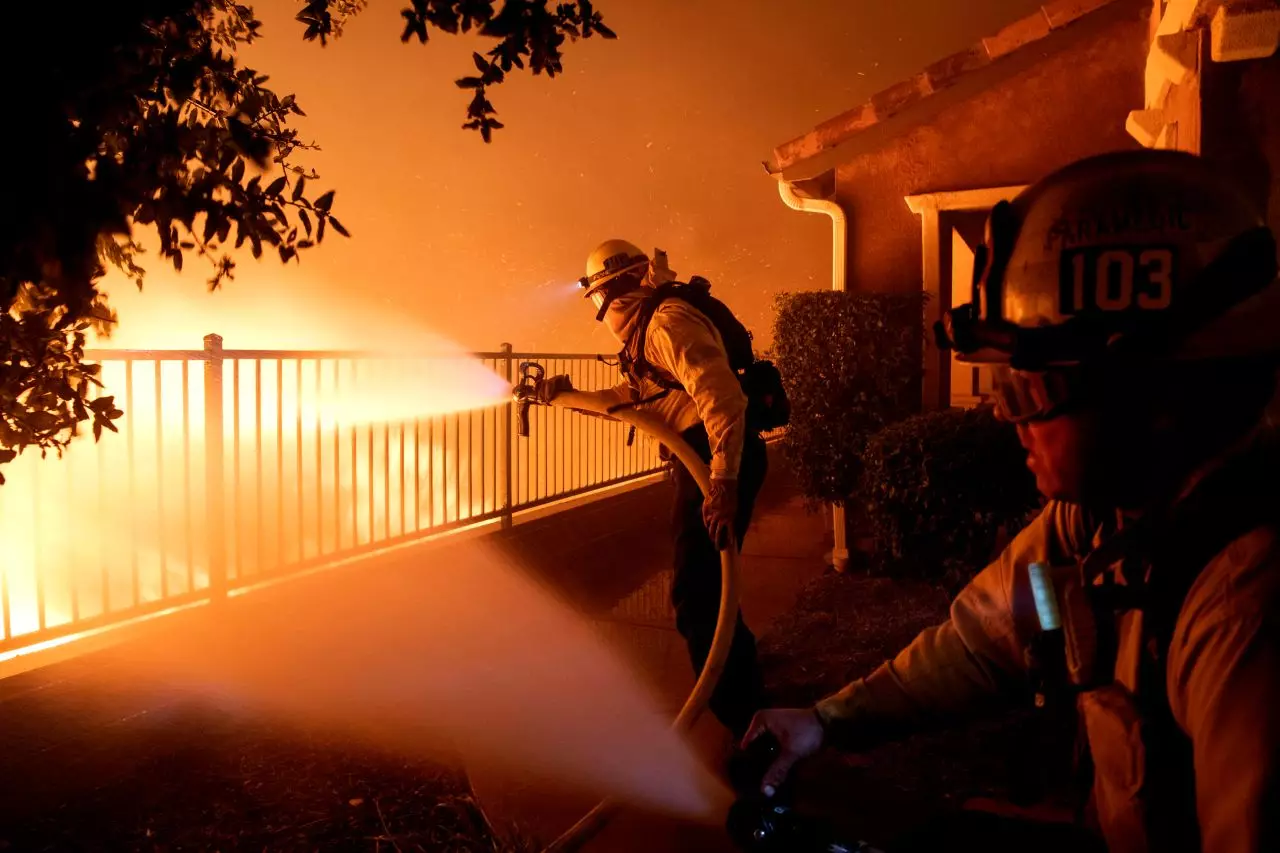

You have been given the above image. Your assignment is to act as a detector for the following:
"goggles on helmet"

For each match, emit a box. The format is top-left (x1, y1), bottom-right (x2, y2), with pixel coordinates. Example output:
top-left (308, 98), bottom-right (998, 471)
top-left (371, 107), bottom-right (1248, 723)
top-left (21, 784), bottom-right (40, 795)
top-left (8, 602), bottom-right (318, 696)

top-left (579, 276), bottom-right (608, 311)
top-left (988, 366), bottom-right (1087, 424)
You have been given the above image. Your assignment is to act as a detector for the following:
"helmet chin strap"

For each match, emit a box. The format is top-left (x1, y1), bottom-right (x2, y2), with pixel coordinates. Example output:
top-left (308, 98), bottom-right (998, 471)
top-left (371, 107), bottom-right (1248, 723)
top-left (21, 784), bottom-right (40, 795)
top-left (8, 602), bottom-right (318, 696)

top-left (592, 277), bottom-right (643, 322)
top-left (594, 291), bottom-right (615, 322)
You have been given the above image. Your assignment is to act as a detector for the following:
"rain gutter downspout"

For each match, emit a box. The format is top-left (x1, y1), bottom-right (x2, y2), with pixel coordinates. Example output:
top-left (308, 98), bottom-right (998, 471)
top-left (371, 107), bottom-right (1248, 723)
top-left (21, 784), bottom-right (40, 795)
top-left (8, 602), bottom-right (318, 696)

top-left (777, 180), bottom-right (847, 293)
top-left (776, 178), bottom-right (850, 572)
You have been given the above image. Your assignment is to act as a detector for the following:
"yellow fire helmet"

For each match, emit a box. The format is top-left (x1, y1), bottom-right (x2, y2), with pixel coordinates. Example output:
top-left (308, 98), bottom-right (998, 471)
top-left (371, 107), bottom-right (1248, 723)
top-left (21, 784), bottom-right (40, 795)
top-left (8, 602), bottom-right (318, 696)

top-left (936, 149), bottom-right (1279, 422)
top-left (579, 239), bottom-right (649, 318)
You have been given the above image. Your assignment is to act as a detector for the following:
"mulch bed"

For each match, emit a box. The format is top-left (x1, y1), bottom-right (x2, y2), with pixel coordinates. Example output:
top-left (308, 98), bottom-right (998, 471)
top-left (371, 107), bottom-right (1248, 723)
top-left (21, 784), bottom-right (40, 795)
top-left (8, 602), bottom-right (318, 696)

top-left (756, 567), bottom-right (1079, 847)
top-left (0, 701), bottom-right (518, 853)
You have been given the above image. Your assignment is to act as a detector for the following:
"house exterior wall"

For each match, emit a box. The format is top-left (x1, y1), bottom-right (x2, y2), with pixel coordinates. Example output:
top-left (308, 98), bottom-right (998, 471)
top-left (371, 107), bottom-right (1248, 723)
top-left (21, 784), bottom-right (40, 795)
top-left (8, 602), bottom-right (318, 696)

top-left (1146, 14), bottom-right (1280, 298)
top-left (1197, 43), bottom-right (1280, 428)
top-left (1200, 49), bottom-right (1280, 236)
top-left (832, 7), bottom-right (1150, 303)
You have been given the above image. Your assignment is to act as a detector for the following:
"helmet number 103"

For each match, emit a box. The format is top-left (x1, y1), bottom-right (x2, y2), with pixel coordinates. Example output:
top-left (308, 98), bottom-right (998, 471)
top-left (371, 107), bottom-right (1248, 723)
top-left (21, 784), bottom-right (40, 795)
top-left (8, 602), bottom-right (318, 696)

top-left (1059, 246), bottom-right (1175, 315)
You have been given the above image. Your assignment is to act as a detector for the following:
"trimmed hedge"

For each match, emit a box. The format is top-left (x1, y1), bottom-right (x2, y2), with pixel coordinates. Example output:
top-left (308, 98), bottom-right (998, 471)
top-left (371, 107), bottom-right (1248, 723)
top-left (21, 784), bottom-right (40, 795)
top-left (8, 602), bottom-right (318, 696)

top-left (773, 291), bottom-right (923, 504)
top-left (860, 405), bottom-right (1042, 578)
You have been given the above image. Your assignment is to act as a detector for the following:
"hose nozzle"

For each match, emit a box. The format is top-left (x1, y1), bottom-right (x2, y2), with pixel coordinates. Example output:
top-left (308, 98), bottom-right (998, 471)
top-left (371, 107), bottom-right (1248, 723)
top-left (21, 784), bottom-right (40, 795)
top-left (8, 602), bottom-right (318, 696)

top-left (513, 361), bottom-right (546, 439)
top-left (726, 733), bottom-right (883, 853)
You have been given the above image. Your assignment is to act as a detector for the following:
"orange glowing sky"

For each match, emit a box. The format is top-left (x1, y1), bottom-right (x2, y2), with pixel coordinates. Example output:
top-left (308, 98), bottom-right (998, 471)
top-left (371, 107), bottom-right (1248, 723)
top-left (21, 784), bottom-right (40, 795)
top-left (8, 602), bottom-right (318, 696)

top-left (101, 0), bottom-right (1045, 354)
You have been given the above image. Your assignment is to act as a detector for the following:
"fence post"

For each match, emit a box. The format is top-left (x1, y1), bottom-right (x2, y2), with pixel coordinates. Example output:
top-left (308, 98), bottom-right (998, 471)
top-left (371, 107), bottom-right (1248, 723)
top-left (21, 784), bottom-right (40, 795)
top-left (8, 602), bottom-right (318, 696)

top-left (204, 334), bottom-right (227, 599)
top-left (830, 502), bottom-right (850, 573)
top-left (500, 342), bottom-right (514, 530)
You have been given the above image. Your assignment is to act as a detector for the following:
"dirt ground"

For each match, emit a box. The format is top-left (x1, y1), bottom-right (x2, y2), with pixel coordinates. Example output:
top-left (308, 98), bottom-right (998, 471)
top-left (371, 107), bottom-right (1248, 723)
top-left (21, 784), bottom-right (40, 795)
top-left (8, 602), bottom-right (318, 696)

top-left (755, 566), bottom-right (1081, 849)
top-left (0, 700), bottom-right (514, 853)
top-left (1, 567), bottom-right (1078, 853)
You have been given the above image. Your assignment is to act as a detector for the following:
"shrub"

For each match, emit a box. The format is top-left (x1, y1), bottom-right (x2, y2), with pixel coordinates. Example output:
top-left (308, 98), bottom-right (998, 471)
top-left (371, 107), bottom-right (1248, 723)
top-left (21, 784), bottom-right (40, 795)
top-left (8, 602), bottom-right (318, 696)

top-left (859, 405), bottom-right (1042, 579)
top-left (772, 290), bottom-right (924, 504)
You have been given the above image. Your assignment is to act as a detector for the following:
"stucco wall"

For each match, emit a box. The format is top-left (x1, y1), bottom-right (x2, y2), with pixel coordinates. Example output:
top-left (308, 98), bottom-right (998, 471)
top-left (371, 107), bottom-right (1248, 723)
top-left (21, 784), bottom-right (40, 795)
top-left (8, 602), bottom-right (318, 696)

top-left (1201, 50), bottom-right (1280, 240)
top-left (833, 5), bottom-right (1150, 299)
top-left (1198, 48), bottom-right (1280, 428)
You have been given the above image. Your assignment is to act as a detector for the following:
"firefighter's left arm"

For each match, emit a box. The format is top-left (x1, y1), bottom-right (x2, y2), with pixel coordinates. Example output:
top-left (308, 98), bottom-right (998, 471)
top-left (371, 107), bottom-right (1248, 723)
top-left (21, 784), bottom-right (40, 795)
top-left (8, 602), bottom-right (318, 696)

top-left (814, 503), bottom-right (1078, 747)
top-left (645, 304), bottom-right (747, 480)
top-left (1172, 534), bottom-right (1280, 853)
top-left (557, 380), bottom-right (632, 420)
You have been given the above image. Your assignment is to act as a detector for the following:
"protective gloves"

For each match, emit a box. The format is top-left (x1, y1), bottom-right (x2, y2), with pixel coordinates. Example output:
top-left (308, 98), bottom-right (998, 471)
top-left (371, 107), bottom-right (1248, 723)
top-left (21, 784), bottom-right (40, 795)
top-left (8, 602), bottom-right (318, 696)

top-left (513, 374), bottom-right (574, 405)
top-left (703, 478), bottom-right (739, 551)
top-left (536, 374), bottom-right (574, 404)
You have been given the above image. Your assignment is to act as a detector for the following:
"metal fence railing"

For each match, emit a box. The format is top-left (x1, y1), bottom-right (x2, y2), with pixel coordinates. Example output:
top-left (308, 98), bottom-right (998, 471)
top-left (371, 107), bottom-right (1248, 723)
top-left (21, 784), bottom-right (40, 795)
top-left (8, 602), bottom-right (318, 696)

top-left (0, 338), bottom-right (666, 658)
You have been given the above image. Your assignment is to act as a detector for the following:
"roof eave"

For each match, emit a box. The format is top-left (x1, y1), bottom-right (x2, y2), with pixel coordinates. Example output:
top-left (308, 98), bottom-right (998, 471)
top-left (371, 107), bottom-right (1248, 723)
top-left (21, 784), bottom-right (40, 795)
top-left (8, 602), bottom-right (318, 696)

top-left (768, 0), bottom-right (1140, 183)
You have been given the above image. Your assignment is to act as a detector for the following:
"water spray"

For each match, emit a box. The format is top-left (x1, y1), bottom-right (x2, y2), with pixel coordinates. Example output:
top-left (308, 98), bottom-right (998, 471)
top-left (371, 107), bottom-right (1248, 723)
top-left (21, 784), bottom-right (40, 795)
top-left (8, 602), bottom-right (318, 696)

top-left (513, 363), bottom-right (884, 853)
top-left (512, 361), bottom-right (742, 852)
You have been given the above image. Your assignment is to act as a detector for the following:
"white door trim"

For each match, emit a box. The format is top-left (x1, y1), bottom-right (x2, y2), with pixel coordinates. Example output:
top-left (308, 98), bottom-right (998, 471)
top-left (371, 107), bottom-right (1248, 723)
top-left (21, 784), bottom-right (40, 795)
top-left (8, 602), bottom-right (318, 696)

top-left (904, 185), bottom-right (1029, 215)
top-left (906, 185), bottom-right (1029, 410)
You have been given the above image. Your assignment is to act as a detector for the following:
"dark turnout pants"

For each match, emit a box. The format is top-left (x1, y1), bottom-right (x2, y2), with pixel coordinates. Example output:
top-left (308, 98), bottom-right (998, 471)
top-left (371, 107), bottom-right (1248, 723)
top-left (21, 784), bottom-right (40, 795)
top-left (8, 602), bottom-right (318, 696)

top-left (669, 424), bottom-right (768, 738)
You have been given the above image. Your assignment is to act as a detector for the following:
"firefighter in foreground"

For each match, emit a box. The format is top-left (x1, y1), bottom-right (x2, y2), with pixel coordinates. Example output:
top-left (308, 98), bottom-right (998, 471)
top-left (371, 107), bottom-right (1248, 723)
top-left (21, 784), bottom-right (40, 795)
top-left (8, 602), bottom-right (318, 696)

top-left (530, 242), bottom-right (786, 740)
top-left (745, 149), bottom-right (1280, 852)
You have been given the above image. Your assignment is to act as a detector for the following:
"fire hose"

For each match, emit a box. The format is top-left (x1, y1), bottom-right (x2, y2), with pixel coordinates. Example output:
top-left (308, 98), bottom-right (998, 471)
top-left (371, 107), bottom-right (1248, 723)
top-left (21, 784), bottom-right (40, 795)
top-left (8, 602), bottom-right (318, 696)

top-left (513, 364), bottom-right (741, 852)
top-left (514, 365), bottom-right (883, 853)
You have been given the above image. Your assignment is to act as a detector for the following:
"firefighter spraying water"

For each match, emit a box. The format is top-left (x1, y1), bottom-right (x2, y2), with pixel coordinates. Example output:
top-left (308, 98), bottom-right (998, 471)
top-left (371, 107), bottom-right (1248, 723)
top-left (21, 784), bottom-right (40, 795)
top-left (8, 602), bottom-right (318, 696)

top-left (514, 356), bottom-right (747, 851)
top-left (516, 362), bottom-right (875, 853)
top-left (510, 241), bottom-right (792, 850)
top-left (556, 241), bottom-right (788, 741)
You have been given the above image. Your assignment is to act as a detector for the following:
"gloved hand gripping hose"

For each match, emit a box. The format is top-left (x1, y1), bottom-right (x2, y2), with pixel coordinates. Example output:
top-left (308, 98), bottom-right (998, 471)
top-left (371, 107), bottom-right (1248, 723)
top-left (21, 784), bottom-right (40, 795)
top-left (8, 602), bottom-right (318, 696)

top-left (537, 389), bottom-right (742, 853)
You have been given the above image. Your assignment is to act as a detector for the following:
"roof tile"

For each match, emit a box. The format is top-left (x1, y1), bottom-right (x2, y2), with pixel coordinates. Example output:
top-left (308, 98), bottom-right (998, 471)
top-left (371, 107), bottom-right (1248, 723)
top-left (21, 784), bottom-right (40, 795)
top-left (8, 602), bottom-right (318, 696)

top-left (768, 0), bottom-right (1125, 177)
top-left (869, 74), bottom-right (935, 120)
top-left (924, 44), bottom-right (993, 90)
top-left (1042, 0), bottom-right (1114, 30)
top-left (983, 9), bottom-right (1054, 58)
top-left (774, 103), bottom-right (879, 171)
top-left (814, 101), bottom-right (880, 138)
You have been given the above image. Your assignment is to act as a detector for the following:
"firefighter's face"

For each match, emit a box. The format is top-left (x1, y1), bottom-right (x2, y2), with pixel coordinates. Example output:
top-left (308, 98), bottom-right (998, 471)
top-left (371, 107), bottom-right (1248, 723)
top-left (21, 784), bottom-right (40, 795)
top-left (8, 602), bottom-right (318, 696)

top-left (586, 274), bottom-right (641, 317)
top-left (1015, 407), bottom-right (1152, 508)
top-left (1016, 412), bottom-right (1090, 502)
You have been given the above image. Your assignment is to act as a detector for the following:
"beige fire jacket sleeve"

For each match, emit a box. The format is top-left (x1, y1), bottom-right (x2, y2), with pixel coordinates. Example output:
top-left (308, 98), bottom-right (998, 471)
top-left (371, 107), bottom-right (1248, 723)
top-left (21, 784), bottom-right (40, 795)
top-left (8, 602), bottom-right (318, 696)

top-left (812, 504), bottom-right (1076, 739)
top-left (644, 301), bottom-right (747, 481)
top-left (564, 301), bottom-right (748, 479)
top-left (1168, 526), bottom-right (1280, 853)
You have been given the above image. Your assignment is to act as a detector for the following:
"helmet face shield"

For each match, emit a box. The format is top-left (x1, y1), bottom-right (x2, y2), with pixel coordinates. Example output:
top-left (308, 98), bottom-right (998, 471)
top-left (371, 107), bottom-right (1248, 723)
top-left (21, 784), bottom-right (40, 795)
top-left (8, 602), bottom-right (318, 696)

top-left (580, 272), bottom-right (643, 320)
top-left (583, 279), bottom-right (607, 311)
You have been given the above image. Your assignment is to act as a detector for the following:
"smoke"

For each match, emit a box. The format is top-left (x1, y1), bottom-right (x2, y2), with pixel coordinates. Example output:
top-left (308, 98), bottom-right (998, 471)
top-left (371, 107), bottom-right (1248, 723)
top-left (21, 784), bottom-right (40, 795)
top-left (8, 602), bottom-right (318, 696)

top-left (111, 541), bottom-right (729, 819)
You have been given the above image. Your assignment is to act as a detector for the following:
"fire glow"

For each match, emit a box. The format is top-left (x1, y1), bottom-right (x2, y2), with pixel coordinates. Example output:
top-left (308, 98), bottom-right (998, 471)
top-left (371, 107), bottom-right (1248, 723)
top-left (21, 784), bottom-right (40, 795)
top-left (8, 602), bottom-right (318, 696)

top-left (0, 347), bottom-right (510, 654)
top-left (0, 346), bottom-right (659, 664)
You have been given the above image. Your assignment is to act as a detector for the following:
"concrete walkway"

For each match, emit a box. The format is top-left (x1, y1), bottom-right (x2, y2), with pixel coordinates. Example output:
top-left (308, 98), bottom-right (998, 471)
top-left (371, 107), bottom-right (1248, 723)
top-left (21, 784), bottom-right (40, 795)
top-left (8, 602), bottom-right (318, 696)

top-left (471, 447), bottom-right (832, 851)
